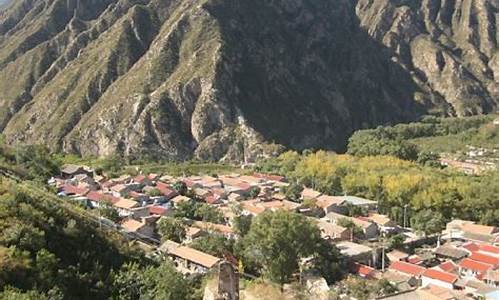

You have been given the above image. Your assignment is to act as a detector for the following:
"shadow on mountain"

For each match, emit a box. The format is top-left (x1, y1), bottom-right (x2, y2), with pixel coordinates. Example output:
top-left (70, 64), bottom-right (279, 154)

top-left (206, 0), bottom-right (426, 153)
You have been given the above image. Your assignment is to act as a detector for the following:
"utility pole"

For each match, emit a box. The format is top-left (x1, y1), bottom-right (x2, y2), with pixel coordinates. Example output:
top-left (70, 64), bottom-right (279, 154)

top-left (381, 233), bottom-right (385, 272)
top-left (403, 204), bottom-right (408, 229)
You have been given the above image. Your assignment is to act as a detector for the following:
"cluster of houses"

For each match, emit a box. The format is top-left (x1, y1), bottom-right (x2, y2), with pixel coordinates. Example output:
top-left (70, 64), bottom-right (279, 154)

top-left (354, 221), bottom-right (499, 300)
top-left (50, 164), bottom-right (499, 299)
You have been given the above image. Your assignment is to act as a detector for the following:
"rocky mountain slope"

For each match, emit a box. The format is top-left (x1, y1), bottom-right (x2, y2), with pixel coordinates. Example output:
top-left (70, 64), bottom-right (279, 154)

top-left (0, 0), bottom-right (497, 161)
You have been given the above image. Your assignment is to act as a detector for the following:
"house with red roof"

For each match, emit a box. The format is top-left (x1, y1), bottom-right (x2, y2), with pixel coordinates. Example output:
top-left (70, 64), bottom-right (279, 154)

top-left (133, 174), bottom-right (153, 186)
top-left (61, 184), bottom-right (89, 197)
top-left (469, 252), bottom-right (499, 268)
top-left (459, 258), bottom-right (494, 280)
top-left (421, 269), bottom-right (458, 289)
top-left (478, 244), bottom-right (499, 256)
top-left (435, 261), bottom-right (458, 274)
top-left (148, 206), bottom-right (172, 217)
top-left (86, 191), bottom-right (120, 207)
top-left (156, 182), bottom-right (178, 199)
top-left (351, 263), bottom-right (376, 279)
top-left (388, 261), bottom-right (426, 277)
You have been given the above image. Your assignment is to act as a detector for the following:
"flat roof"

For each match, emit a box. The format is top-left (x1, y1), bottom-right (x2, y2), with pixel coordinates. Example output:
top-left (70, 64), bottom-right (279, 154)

top-left (336, 241), bottom-right (372, 256)
top-left (339, 195), bottom-right (377, 206)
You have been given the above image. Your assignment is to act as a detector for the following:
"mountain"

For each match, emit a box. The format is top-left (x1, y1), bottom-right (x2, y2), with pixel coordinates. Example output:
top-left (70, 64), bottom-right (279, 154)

top-left (0, 0), bottom-right (497, 161)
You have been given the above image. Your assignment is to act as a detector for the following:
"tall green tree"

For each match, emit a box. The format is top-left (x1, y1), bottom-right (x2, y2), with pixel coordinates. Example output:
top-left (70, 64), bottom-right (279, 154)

top-left (411, 209), bottom-right (444, 237)
top-left (157, 217), bottom-right (186, 243)
top-left (242, 210), bottom-right (322, 284)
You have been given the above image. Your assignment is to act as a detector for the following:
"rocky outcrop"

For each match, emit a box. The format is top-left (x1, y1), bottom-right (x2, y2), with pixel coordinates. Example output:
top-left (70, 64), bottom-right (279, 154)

top-left (0, 0), bottom-right (497, 161)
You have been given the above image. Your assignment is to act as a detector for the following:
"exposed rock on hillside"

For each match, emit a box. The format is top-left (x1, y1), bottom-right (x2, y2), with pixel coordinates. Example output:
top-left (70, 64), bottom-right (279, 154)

top-left (0, 0), bottom-right (497, 161)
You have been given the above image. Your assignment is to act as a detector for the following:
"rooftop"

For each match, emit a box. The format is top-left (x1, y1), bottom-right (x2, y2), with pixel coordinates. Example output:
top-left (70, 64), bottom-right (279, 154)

top-left (462, 223), bottom-right (498, 235)
top-left (388, 261), bottom-right (426, 276)
top-left (459, 258), bottom-right (492, 273)
top-left (336, 241), bottom-right (372, 256)
top-left (469, 252), bottom-right (499, 267)
top-left (337, 195), bottom-right (377, 206)
top-left (434, 245), bottom-right (469, 259)
top-left (422, 269), bottom-right (458, 284)
top-left (169, 245), bottom-right (220, 268)
top-left (121, 219), bottom-right (145, 232)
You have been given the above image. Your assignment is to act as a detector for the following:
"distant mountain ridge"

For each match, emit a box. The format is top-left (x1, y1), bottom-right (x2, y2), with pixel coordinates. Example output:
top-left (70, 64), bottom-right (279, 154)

top-left (0, 0), bottom-right (497, 161)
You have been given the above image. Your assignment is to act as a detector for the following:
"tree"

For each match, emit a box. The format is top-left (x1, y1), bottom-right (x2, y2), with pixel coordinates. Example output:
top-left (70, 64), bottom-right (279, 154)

top-left (233, 214), bottom-right (253, 236)
top-left (416, 151), bottom-right (440, 167)
top-left (157, 217), bottom-right (186, 243)
top-left (311, 239), bottom-right (343, 284)
top-left (174, 200), bottom-right (199, 220)
top-left (249, 186), bottom-right (261, 199)
top-left (190, 234), bottom-right (234, 257)
top-left (337, 217), bottom-right (363, 240)
top-left (112, 261), bottom-right (193, 300)
top-left (411, 209), bottom-right (444, 237)
top-left (242, 210), bottom-right (322, 284)
top-left (281, 183), bottom-right (302, 202)
top-left (194, 204), bottom-right (224, 224)
top-left (172, 181), bottom-right (188, 196)
top-left (387, 233), bottom-right (405, 250)
top-left (145, 188), bottom-right (162, 197)
top-left (97, 203), bottom-right (121, 223)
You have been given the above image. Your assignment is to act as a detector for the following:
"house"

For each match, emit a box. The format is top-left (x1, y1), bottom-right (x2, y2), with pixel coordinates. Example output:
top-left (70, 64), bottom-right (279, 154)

top-left (336, 241), bottom-right (374, 265)
top-left (133, 174), bottom-right (153, 186)
top-left (445, 220), bottom-right (499, 243)
top-left (323, 212), bottom-right (379, 239)
top-left (421, 269), bottom-right (458, 289)
top-left (434, 245), bottom-right (469, 261)
top-left (194, 188), bottom-right (212, 199)
top-left (435, 261), bottom-right (459, 274)
top-left (148, 173), bottom-right (160, 182)
top-left (128, 206), bottom-right (150, 219)
top-left (351, 262), bottom-right (376, 279)
top-left (387, 250), bottom-right (410, 263)
top-left (315, 219), bottom-right (350, 241)
top-left (192, 221), bottom-right (235, 238)
top-left (379, 270), bottom-right (419, 290)
top-left (462, 223), bottom-right (498, 236)
top-left (205, 194), bottom-right (223, 205)
top-left (170, 195), bottom-right (191, 206)
top-left (110, 184), bottom-right (134, 197)
top-left (121, 217), bottom-right (155, 238)
top-left (338, 195), bottom-right (377, 210)
top-left (301, 188), bottom-right (322, 200)
top-left (148, 205), bottom-right (171, 217)
top-left (417, 284), bottom-right (471, 300)
top-left (366, 213), bottom-right (397, 232)
top-left (388, 261), bottom-right (426, 278)
top-left (111, 174), bottom-right (132, 184)
top-left (86, 191), bottom-right (120, 208)
top-left (60, 164), bottom-right (93, 179)
top-left (253, 173), bottom-right (285, 182)
top-left (61, 184), bottom-right (89, 197)
top-left (469, 252), bottom-right (499, 268)
top-left (156, 182), bottom-right (179, 199)
top-left (315, 195), bottom-right (345, 214)
top-left (459, 258), bottom-right (494, 279)
top-left (128, 191), bottom-right (150, 203)
top-left (113, 198), bottom-right (139, 217)
top-left (227, 193), bottom-right (243, 202)
top-left (160, 241), bottom-right (221, 274)
top-left (185, 227), bottom-right (204, 242)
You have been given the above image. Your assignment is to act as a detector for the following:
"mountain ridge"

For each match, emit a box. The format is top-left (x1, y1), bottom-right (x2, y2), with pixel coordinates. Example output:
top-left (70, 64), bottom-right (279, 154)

top-left (0, 0), bottom-right (497, 161)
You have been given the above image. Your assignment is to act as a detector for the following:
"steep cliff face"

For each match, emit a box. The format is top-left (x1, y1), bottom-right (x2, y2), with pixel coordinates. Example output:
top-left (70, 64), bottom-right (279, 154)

top-left (0, 0), bottom-right (497, 161)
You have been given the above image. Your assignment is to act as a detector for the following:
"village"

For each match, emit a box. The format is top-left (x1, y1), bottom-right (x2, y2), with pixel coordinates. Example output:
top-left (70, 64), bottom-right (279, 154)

top-left (50, 163), bottom-right (499, 300)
